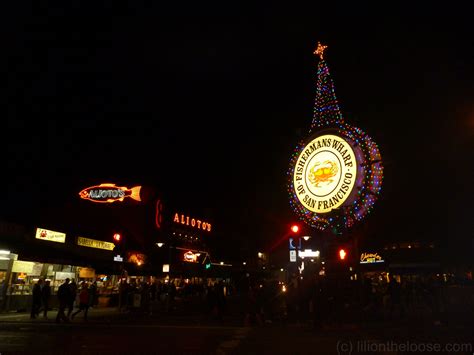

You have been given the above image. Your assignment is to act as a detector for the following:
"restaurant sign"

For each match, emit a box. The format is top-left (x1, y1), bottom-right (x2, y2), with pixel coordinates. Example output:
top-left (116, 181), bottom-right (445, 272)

top-left (173, 213), bottom-right (212, 232)
top-left (360, 252), bottom-right (384, 264)
top-left (79, 183), bottom-right (142, 203)
top-left (35, 228), bottom-right (66, 243)
top-left (183, 251), bottom-right (200, 263)
top-left (77, 237), bottom-right (115, 251)
top-left (12, 260), bottom-right (35, 273)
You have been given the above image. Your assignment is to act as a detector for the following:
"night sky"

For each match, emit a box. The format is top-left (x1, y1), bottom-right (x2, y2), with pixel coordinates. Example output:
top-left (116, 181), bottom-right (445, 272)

top-left (4, 4), bottom-right (473, 263)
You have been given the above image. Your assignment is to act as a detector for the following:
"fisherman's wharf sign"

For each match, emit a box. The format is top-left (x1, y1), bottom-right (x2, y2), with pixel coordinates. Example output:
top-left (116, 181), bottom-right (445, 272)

top-left (292, 134), bottom-right (357, 213)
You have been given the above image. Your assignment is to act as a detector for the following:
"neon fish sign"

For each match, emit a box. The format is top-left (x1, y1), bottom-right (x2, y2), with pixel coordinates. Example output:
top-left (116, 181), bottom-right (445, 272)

top-left (79, 183), bottom-right (142, 203)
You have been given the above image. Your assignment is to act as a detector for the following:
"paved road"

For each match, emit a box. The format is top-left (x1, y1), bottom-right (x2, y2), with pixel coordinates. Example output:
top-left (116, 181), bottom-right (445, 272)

top-left (0, 319), bottom-right (472, 355)
top-left (0, 296), bottom-right (472, 354)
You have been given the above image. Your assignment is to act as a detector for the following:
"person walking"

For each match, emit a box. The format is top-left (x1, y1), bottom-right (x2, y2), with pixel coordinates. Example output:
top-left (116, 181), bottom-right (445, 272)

top-left (215, 281), bottom-right (226, 321)
top-left (88, 281), bottom-right (97, 308)
top-left (67, 279), bottom-right (77, 318)
top-left (30, 279), bottom-right (43, 319)
top-left (56, 278), bottom-right (71, 323)
top-left (41, 280), bottom-right (51, 318)
top-left (72, 282), bottom-right (90, 321)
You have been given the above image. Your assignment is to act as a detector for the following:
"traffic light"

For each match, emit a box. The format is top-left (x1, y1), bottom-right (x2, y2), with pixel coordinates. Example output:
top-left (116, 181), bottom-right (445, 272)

top-left (291, 224), bottom-right (300, 234)
top-left (205, 262), bottom-right (211, 270)
top-left (339, 248), bottom-right (347, 260)
top-left (113, 233), bottom-right (122, 243)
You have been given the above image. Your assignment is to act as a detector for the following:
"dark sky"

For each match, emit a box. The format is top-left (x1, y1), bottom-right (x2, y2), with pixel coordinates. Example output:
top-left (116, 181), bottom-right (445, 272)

top-left (3, 3), bottom-right (473, 262)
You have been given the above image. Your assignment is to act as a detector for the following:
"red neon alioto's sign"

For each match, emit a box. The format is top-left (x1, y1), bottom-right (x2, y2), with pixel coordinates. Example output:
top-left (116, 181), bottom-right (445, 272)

top-left (79, 183), bottom-right (142, 203)
top-left (173, 213), bottom-right (211, 232)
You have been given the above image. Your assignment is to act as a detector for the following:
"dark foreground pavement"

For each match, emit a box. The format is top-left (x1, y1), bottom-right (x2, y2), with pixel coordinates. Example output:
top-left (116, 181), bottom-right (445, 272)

top-left (0, 296), bottom-right (473, 354)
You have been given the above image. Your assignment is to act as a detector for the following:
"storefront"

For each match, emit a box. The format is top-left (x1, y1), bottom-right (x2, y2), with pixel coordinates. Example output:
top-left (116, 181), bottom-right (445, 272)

top-left (0, 222), bottom-right (130, 312)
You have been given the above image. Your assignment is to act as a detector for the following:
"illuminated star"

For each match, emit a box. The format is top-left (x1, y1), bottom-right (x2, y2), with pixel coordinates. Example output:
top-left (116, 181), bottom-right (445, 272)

top-left (314, 42), bottom-right (328, 60)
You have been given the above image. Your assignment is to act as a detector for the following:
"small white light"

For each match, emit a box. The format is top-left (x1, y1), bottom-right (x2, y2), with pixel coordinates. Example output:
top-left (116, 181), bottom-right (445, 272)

top-left (156, 243), bottom-right (164, 248)
top-left (280, 268), bottom-right (284, 272)
top-left (242, 262), bottom-right (246, 265)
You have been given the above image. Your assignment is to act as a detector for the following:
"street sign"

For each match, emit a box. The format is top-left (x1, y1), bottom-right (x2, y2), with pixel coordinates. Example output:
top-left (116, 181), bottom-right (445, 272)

top-left (289, 250), bottom-right (297, 262)
top-left (289, 237), bottom-right (302, 250)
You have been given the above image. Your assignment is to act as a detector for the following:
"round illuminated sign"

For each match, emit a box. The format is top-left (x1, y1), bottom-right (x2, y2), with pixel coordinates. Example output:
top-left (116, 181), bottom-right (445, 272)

top-left (292, 134), bottom-right (357, 213)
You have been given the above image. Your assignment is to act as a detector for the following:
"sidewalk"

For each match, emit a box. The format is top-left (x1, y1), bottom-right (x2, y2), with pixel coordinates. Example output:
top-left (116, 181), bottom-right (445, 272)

top-left (0, 306), bottom-right (124, 324)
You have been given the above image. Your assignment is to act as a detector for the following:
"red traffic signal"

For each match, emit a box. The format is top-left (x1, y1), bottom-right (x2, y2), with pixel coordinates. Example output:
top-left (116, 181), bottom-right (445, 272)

top-left (339, 249), bottom-right (347, 260)
top-left (113, 233), bottom-right (122, 243)
top-left (291, 224), bottom-right (299, 234)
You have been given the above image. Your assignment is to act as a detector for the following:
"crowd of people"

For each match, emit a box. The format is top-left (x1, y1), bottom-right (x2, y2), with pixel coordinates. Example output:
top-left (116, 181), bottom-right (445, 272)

top-left (25, 272), bottom-right (467, 327)
top-left (29, 278), bottom-right (98, 322)
top-left (240, 273), bottom-right (460, 327)
top-left (117, 278), bottom-right (229, 319)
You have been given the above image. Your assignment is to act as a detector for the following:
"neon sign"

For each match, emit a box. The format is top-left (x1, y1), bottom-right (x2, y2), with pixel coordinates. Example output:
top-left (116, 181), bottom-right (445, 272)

top-left (155, 199), bottom-right (163, 229)
top-left (360, 252), bottom-right (384, 264)
top-left (183, 251), bottom-right (200, 263)
top-left (173, 213), bottom-right (211, 232)
top-left (79, 183), bottom-right (142, 203)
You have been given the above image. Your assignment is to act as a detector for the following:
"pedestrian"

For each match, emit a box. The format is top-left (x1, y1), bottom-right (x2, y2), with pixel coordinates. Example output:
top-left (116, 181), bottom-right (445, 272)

top-left (215, 281), bottom-right (226, 321)
top-left (167, 282), bottom-right (176, 312)
top-left (119, 279), bottom-right (131, 312)
top-left (88, 281), bottom-right (97, 308)
top-left (41, 280), bottom-right (51, 318)
top-left (56, 278), bottom-right (71, 323)
top-left (67, 279), bottom-right (77, 318)
top-left (150, 281), bottom-right (157, 301)
top-left (244, 284), bottom-right (262, 326)
top-left (387, 276), bottom-right (403, 319)
top-left (30, 279), bottom-right (43, 319)
top-left (72, 282), bottom-right (90, 321)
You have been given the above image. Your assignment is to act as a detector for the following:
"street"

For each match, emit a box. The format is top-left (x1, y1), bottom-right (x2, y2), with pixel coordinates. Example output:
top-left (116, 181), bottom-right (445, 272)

top-left (0, 302), bottom-right (473, 355)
